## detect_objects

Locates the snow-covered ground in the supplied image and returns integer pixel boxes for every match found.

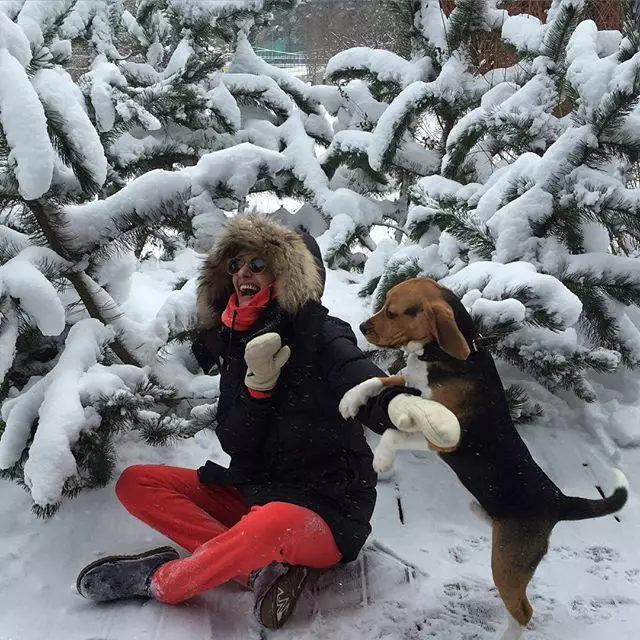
[2,256,639,640]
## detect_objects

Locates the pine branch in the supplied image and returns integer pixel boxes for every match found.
[42,102,103,196]
[22,200,140,366]
[321,147,388,184]
[443,118,486,180]
[325,71,404,104]
[412,199,495,259]
[372,258,424,312]
[562,271,640,365]
[540,1,584,66]
[591,77,640,145]
[510,285,565,332]
[532,199,586,252]
[446,0,489,53]
[619,0,640,61]
[495,342,605,402]
[504,384,543,424]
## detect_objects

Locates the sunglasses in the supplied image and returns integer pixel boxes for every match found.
[227,256,268,275]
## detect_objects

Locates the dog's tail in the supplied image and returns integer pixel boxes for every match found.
[558,468,628,522]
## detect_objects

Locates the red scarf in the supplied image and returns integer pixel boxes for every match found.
[221,284,276,331]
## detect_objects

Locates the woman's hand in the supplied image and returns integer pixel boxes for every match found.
[244,333,291,391]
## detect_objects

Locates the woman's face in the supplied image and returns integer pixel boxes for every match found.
[228,254,275,307]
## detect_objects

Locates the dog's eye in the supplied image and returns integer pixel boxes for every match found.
[385,309,397,320]
[405,305,421,317]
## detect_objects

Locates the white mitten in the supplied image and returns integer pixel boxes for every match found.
[387,394,461,449]
[244,332,291,391]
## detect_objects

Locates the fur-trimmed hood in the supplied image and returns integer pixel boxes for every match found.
[197,215,324,329]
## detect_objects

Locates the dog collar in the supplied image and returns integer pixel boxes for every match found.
[417,335,498,362]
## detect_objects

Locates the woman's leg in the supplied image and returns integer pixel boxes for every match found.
[151,501,342,604]
[115,464,249,553]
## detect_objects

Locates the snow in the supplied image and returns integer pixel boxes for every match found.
[32,67,108,189]
[0,258,66,336]
[0,299,18,384]
[63,143,286,251]
[0,48,54,199]
[15,0,71,48]
[502,14,544,53]
[0,9,31,66]
[441,260,583,328]
[1,268,640,639]
[415,0,448,52]
[163,37,194,78]
[566,21,618,116]
[325,47,417,88]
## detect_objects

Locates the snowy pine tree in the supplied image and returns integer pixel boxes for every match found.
[312,0,509,269]
[0,0,302,514]
[344,0,640,416]
[405,0,640,404]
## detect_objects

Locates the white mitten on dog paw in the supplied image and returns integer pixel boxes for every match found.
[244,333,291,391]
[387,394,461,449]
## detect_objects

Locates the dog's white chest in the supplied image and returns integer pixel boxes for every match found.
[404,352,431,398]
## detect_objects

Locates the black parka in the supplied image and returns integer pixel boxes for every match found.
[193,215,417,562]
[192,299,415,562]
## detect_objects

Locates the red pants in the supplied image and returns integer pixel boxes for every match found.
[115,465,342,604]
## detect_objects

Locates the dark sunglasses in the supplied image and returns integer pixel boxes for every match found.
[227,256,268,275]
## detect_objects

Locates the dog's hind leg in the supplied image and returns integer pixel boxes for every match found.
[491,518,553,640]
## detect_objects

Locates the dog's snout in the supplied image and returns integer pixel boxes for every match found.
[359,321,369,335]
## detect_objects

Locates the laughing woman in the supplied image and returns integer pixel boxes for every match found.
[75,215,423,629]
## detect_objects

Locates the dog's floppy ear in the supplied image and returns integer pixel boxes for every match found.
[432,302,470,360]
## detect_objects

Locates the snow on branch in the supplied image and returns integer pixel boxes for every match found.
[64,143,287,252]
[369,56,482,172]
[230,34,323,115]
[0,319,115,506]
[0,257,66,336]
[32,67,108,192]
[441,260,583,329]
[0,49,54,199]
[325,47,419,90]
[220,72,293,119]
[0,10,32,66]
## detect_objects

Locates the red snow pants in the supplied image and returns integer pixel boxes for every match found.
[115,464,342,604]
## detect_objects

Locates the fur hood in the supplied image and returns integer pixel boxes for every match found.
[197,215,324,329]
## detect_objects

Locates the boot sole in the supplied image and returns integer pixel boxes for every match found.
[76,546,178,597]
[258,565,308,629]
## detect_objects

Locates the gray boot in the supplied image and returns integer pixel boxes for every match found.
[251,562,324,629]
[76,546,179,602]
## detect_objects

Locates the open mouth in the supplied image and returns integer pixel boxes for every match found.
[239,284,260,297]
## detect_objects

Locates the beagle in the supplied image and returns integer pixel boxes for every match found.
[344,277,628,640]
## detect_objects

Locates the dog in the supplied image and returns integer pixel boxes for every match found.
[340,277,628,640]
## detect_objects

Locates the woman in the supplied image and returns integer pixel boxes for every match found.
[76,215,426,629]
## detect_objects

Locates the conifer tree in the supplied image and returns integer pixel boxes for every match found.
[0,0,300,514]
[311,0,640,418]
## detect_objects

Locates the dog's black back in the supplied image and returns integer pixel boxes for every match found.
[431,291,566,519]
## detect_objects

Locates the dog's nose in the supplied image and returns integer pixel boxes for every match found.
[359,321,369,335]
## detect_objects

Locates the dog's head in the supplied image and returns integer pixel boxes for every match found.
[360,278,471,360]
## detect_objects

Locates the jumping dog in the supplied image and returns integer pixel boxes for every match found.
[339,277,628,640]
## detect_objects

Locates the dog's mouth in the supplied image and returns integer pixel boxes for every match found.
[238,284,261,298]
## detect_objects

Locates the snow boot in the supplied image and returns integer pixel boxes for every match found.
[76,546,179,602]
[251,562,316,629]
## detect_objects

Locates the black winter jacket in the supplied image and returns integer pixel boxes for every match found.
[192,299,417,562]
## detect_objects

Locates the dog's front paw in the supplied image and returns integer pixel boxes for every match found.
[339,378,384,419]
[372,444,395,473]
